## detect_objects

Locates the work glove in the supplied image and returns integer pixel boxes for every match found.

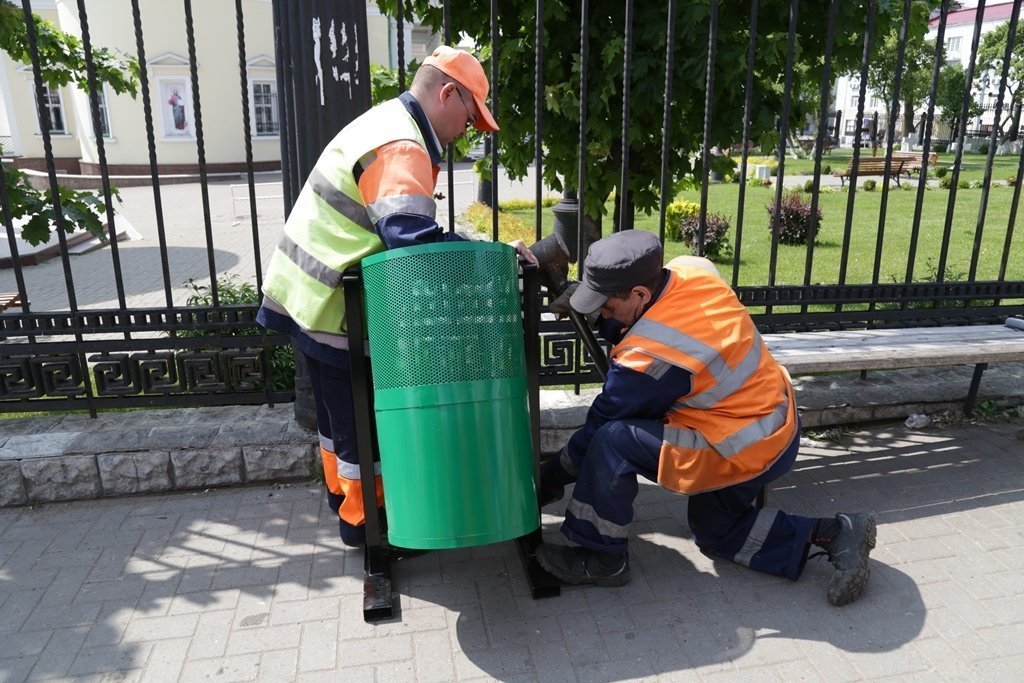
[547,281,579,317]
[548,281,600,326]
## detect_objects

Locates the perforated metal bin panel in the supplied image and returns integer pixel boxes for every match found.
[360,241,537,549]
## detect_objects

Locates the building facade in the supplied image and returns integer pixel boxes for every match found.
[830,0,1019,148]
[0,1,430,177]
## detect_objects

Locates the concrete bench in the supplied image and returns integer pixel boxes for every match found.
[763,323,1024,415]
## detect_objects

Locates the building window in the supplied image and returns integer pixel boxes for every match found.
[252,81,279,136]
[91,89,111,138]
[39,85,66,134]
[159,78,193,138]
[849,94,859,108]
[844,119,858,135]
[946,36,962,54]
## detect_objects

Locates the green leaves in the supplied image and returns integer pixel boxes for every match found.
[2,165,111,246]
[0,1,138,97]
[1,0,136,249]
[373,0,912,227]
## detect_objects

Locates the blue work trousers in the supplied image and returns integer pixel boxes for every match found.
[548,419,815,580]
[303,351,378,546]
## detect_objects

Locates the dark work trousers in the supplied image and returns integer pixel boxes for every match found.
[551,418,815,580]
[303,351,382,547]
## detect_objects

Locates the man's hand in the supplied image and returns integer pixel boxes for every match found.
[508,239,539,266]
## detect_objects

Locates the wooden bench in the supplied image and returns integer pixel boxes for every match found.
[891,151,939,176]
[762,323,1024,415]
[0,293,23,312]
[833,157,906,187]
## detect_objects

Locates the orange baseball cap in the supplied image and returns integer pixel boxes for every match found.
[422,46,499,132]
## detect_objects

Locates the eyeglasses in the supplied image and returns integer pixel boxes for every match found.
[454,87,476,130]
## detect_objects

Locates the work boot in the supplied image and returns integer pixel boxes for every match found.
[812,513,877,606]
[535,544,630,587]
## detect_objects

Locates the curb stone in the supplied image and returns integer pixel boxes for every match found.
[0,363,1022,507]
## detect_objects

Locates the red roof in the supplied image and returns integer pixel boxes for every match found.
[931,2,1018,28]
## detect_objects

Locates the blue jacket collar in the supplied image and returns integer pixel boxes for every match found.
[400,91,442,166]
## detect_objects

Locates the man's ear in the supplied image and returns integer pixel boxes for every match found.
[634,286,652,304]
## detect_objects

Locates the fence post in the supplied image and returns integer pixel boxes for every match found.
[272,0,372,427]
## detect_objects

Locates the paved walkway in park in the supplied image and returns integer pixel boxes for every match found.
[1,417,1023,681]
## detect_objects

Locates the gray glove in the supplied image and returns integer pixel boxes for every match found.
[547,281,579,317]
[548,281,599,326]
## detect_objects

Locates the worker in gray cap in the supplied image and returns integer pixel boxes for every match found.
[540,230,876,606]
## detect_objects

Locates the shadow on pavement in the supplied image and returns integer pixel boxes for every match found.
[2,421,1019,679]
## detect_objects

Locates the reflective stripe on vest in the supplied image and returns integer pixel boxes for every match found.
[276,234,344,290]
[612,256,798,494]
[627,319,766,410]
[308,167,375,232]
[261,98,427,335]
[664,392,790,458]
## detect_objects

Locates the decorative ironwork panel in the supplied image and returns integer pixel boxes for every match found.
[32,355,86,398]
[0,356,41,399]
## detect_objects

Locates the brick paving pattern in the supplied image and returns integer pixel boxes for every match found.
[1,420,1022,681]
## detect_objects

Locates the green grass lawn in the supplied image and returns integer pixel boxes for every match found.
[508,183,1024,287]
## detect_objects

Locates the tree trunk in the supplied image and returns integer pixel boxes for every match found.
[902,100,916,140]
[611,188,636,232]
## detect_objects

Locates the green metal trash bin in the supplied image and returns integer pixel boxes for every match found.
[361,241,538,549]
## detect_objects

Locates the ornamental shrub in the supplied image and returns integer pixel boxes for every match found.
[935,166,948,178]
[664,200,701,241]
[766,191,822,245]
[1008,176,1017,187]
[178,275,295,391]
[862,179,877,191]
[939,176,952,189]
[677,212,734,262]
[803,179,815,193]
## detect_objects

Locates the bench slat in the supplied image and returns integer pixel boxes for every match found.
[763,325,1024,374]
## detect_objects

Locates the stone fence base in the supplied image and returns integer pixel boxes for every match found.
[2,363,1022,508]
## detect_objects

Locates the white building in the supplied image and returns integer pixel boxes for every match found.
[829,0,1019,147]
[0,1,430,177]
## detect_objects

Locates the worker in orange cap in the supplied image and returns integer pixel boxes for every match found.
[258,46,535,547]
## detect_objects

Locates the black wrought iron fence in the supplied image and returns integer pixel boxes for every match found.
[3,0,1024,411]
[0,0,292,415]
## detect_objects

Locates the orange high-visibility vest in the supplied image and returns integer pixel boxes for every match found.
[610,256,798,494]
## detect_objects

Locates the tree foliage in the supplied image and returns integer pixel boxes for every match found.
[865,3,939,137]
[1,0,138,246]
[935,62,984,133]
[976,20,1024,139]
[0,1,137,96]
[377,0,915,227]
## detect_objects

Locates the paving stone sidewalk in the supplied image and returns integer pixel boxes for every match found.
[1,416,1023,681]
